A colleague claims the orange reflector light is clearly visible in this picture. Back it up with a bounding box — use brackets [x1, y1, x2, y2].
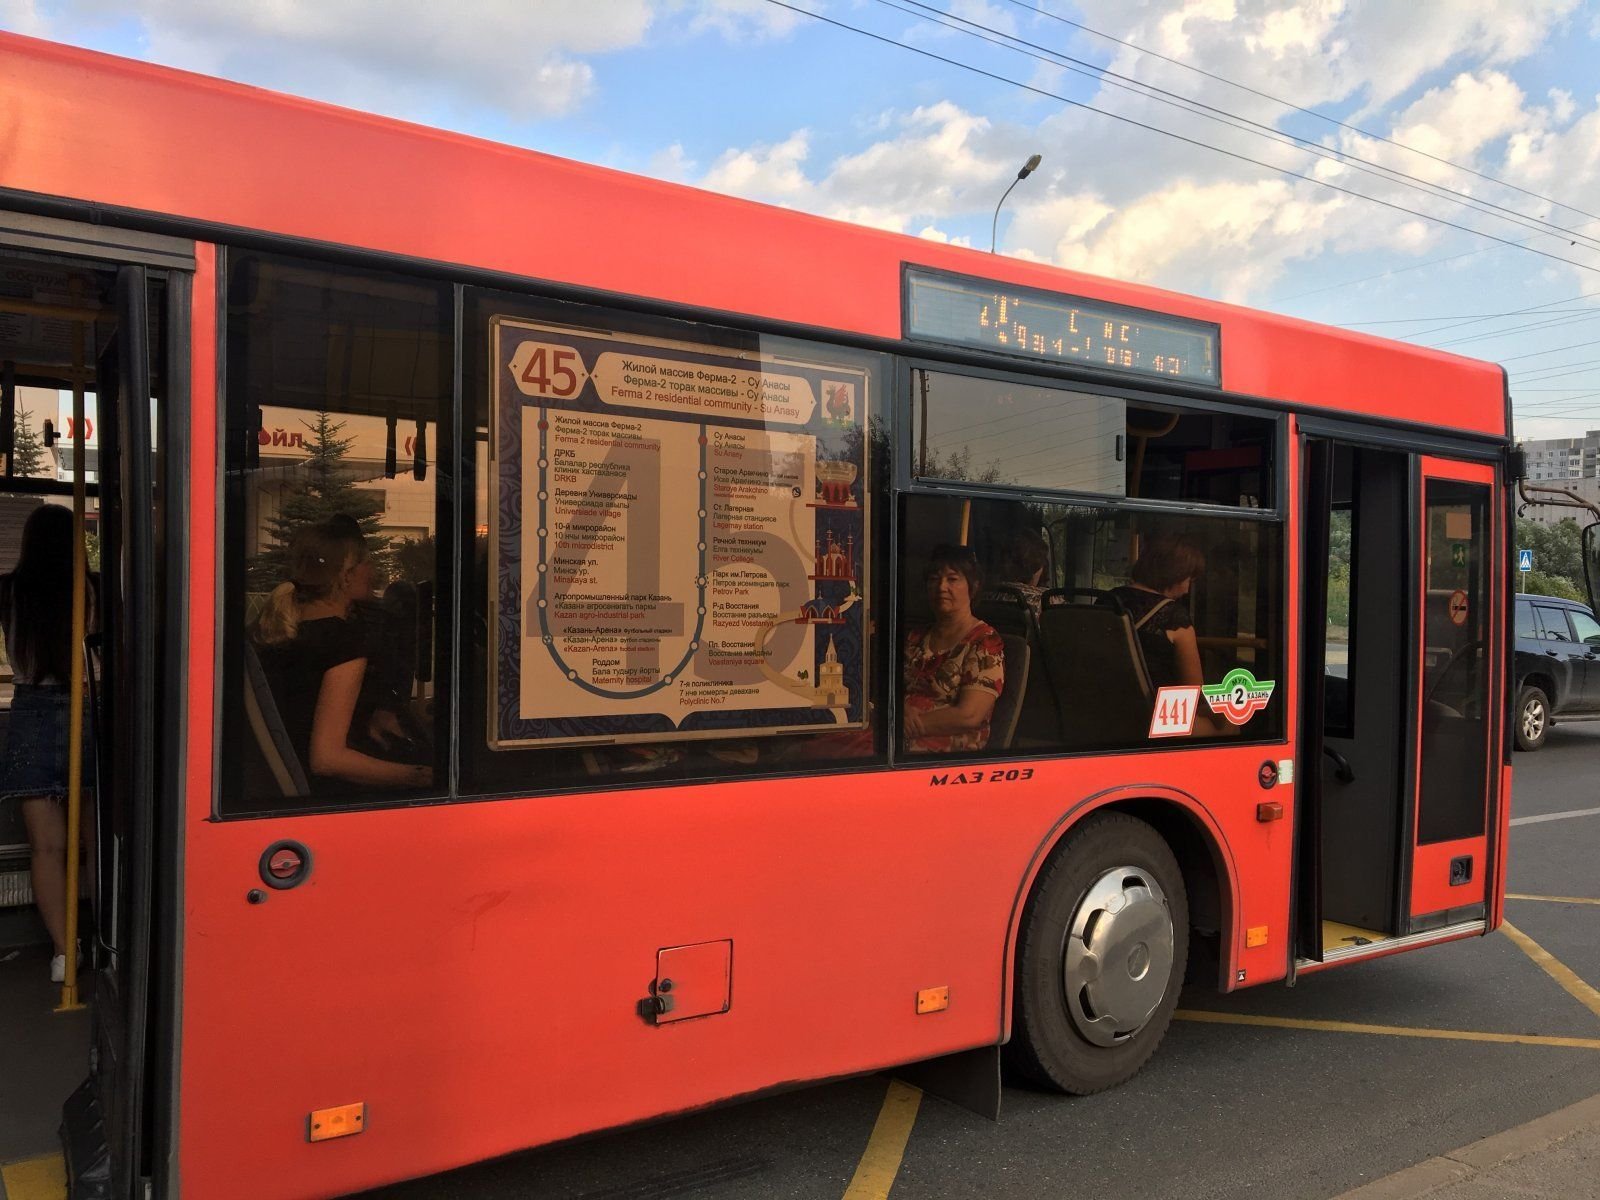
[1246, 926, 1269, 948]
[916, 986, 949, 1014]
[308, 1102, 366, 1143]
[1256, 802, 1283, 822]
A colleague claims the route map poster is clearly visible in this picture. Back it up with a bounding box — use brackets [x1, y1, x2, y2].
[489, 317, 872, 749]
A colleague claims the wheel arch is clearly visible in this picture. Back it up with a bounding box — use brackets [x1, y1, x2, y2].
[1000, 786, 1241, 1042]
[1520, 671, 1557, 708]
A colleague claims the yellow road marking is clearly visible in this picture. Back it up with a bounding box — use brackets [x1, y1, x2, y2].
[842, 1080, 923, 1200]
[1175, 1009, 1600, 1050]
[1499, 920, 1600, 1021]
[0, 1154, 66, 1200]
[1506, 893, 1600, 906]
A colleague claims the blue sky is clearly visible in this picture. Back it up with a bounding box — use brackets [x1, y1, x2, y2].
[5, 0, 1600, 439]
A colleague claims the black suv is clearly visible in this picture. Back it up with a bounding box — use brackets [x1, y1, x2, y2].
[1514, 593, 1600, 750]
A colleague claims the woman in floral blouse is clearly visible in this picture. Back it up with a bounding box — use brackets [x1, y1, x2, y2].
[902, 544, 1006, 753]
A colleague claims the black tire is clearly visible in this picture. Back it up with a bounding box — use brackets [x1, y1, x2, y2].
[1005, 812, 1188, 1095]
[1515, 685, 1550, 752]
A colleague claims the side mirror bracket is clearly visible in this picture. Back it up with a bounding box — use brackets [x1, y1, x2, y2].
[1584, 522, 1600, 613]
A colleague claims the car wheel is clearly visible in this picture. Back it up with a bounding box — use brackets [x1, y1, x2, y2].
[1005, 812, 1188, 1095]
[1516, 685, 1549, 752]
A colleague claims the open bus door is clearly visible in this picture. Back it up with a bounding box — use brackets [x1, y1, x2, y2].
[0, 215, 182, 1200]
[61, 263, 162, 1200]
[1297, 439, 1499, 969]
[1408, 459, 1498, 930]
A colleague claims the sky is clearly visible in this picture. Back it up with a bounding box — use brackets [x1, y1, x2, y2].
[4, 0, 1600, 442]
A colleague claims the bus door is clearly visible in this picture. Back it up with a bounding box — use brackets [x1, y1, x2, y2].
[0, 215, 184, 1200]
[1299, 441, 1499, 966]
[1298, 440, 1410, 962]
[1409, 458, 1499, 928]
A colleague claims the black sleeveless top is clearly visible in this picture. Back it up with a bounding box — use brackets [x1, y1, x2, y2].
[1109, 586, 1193, 689]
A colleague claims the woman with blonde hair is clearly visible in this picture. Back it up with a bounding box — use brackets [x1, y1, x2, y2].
[253, 519, 431, 792]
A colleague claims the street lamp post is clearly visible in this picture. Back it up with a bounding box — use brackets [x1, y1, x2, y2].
[990, 153, 1042, 254]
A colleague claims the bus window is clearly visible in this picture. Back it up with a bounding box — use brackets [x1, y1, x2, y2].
[911, 368, 1275, 507]
[898, 493, 1284, 756]
[459, 291, 890, 795]
[218, 251, 451, 814]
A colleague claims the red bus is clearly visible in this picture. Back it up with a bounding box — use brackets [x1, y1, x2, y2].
[0, 31, 1517, 1200]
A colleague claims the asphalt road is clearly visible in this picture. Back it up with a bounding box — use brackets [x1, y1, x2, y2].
[372, 727, 1600, 1200]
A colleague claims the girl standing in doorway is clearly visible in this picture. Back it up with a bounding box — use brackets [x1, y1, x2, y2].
[0, 503, 96, 983]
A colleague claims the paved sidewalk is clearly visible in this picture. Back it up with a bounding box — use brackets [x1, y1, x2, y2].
[1334, 1092, 1600, 1199]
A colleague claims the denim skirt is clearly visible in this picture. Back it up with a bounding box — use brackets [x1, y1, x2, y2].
[0, 684, 97, 802]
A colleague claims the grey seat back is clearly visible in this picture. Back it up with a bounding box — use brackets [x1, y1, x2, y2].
[242, 641, 310, 798]
[1038, 603, 1154, 749]
[990, 634, 1030, 750]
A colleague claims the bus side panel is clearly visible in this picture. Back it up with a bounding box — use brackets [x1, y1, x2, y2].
[174, 746, 1292, 1200]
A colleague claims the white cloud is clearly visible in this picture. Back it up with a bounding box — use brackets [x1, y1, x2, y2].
[684, 0, 813, 40]
[1503, 97, 1600, 233]
[1071, 0, 1582, 120]
[1385, 72, 1532, 165]
[8, 0, 813, 121]
[0, 0, 46, 36]
[27, 0, 656, 118]
[698, 102, 1021, 234]
[649, 142, 697, 182]
[702, 130, 815, 203]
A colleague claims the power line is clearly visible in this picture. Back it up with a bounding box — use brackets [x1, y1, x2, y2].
[1430, 309, 1600, 349]
[880, 0, 1600, 252]
[1513, 361, 1600, 384]
[1411, 289, 1600, 342]
[1277, 243, 1505, 304]
[999, 0, 1600, 224]
[761, 0, 1600, 278]
[1344, 309, 1598, 327]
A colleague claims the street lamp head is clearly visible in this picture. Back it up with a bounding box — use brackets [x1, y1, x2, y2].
[992, 152, 1045, 253]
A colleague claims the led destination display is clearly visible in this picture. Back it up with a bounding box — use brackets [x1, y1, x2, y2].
[906, 267, 1220, 386]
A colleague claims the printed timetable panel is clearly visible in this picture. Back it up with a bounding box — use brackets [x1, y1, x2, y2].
[905, 267, 1220, 386]
[488, 317, 871, 749]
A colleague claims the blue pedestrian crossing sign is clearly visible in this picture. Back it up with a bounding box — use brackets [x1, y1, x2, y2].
[1518, 548, 1534, 573]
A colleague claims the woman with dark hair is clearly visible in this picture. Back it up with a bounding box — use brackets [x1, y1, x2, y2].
[902, 544, 1005, 753]
[1110, 533, 1207, 692]
[253, 519, 431, 793]
[997, 527, 1050, 614]
[0, 504, 97, 982]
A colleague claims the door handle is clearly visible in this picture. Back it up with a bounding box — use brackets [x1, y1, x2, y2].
[1546, 649, 1560, 657]
[1323, 745, 1355, 784]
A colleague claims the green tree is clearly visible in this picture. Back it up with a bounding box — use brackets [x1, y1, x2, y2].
[11, 407, 46, 477]
[247, 411, 392, 591]
[1514, 517, 1587, 600]
[1523, 569, 1582, 602]
[392, 535, 435, 583]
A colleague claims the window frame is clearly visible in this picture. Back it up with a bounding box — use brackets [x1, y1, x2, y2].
[1534, 604, 1575, 642]
[1567, 607, 1600, 646]
[453, 284, 896, 803]
[898, 356, 1284, 521]
[214, 244, 457, 819]
[888, 357, 1291, 767]
[199, 235, 1522, 813]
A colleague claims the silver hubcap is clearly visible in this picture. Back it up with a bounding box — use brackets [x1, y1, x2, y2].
[1062, 866, 1175, 1047]
[1522, 698, 1546, 742]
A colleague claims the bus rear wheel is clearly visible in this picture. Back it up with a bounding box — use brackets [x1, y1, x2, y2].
[1006, 812, 1188, 1095]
